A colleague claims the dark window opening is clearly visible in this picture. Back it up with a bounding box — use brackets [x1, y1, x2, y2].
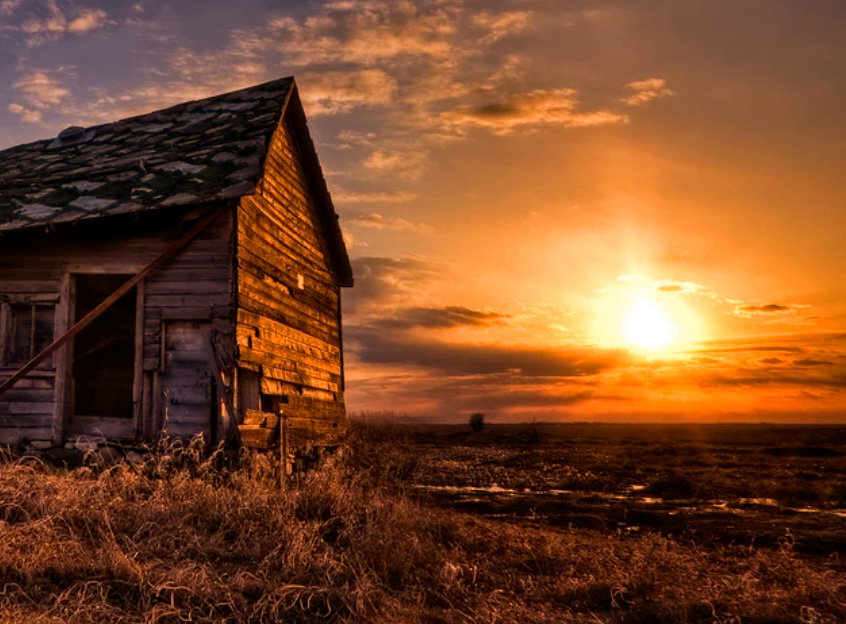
[261, 393, 288, 413]
[238, 368, 261, 420]
[3, 303, 55, 367]
[72, 275, 136, 419]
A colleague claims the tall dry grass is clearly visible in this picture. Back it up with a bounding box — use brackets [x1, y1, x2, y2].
[0, 428, 841, 623]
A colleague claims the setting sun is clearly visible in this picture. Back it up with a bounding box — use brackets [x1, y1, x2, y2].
[623, 298, 675, 351]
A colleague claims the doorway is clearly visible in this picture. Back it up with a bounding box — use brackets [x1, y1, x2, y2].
[67, 274, 137, 438]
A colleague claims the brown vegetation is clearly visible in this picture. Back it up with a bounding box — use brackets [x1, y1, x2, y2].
[0, 426, 842, 623]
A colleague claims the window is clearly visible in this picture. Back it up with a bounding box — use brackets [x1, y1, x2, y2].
[2, 303, 55, 367]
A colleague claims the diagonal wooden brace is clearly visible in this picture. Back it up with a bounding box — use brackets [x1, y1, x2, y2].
[0, 208, 224, 399]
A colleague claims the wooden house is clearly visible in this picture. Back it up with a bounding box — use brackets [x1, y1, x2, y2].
[0, 77, 353, 450]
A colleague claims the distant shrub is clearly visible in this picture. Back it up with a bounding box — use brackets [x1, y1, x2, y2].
[469, 412, 485, 433]
[644, 471, 699, 499]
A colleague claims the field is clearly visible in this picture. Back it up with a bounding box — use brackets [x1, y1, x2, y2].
[395, 423, 846, 556]
[0, 422, 842, 623]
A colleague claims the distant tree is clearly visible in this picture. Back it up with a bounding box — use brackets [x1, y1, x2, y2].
[468, 412, 485, 433]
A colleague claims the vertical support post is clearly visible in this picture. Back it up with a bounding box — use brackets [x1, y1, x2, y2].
[132, 279, 145, 438]
[51, 272, 73, 446]
[279, 407, 289, 489]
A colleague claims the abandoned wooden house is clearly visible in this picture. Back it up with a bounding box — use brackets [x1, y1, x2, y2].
[0, 76, 353, 451]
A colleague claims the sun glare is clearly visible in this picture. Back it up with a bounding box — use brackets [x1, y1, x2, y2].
[623, 298, 676, 351]
[590, 277, 705, 354]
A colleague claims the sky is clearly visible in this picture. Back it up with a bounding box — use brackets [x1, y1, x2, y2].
[0, 0, 844, 423]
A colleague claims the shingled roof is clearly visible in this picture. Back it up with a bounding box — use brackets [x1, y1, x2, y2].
[0, 77, 296, 231]
[0, 76, 353, 285]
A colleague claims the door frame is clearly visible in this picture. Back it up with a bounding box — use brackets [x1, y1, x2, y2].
[56, 268, 144, 442]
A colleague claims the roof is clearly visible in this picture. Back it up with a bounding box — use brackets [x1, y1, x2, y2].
[0, 77, 293, 230]
[0, 76, 353, 286]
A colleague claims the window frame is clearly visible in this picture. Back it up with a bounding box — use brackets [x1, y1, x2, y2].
[0, 294, 58, 371]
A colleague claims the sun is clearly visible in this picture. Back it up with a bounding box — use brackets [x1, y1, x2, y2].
[623, 297, 676, 351]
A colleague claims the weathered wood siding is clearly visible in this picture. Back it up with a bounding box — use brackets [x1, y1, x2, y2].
[236, 120, 345, 446]
[0, 211, 233, 444]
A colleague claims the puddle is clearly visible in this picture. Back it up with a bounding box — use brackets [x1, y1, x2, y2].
[410, 484, 845, 519]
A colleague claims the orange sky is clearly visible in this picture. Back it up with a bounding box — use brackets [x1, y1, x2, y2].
[1, 1, 844, 422]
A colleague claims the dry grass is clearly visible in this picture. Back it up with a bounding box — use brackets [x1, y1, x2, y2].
[0, 429, 841, 623]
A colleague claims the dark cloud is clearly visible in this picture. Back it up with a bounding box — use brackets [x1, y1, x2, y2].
[734, 303, 794, 317]
[441, 88, 628, 132]
[794, 358, 835, 367]
[381, 305, 508, 329]
[760, 357, 783, 365]
[699, 368, 846, 389]
[346, 326, 627, 377]
[693, 345, 805, 355]
[345, 369, 604, 422]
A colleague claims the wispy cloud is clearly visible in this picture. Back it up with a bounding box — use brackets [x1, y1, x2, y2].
[472, 11, 532, 43]
[363, 148, 427, 179]
[621, 78, 674, 106]
[8, 69, 69, 121]
[7, 102, 42, 123]
[0, 0, 21, 17]
[298, 69, 397, 116]
[333, 189, 417, 203]
[350, 212, 434, 234]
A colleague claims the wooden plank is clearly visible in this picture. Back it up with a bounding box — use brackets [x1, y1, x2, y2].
[0, 427, 53, 444]
[0, 402, 57, 414]
[65, 416, 134, 440]
[237, 309, 340, 352]
[237, 425, 276, 449]
[0, 280, 62, 294]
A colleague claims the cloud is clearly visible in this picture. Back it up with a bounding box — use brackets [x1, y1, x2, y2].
[621, 78, 674, 106]
[298, 69, 397, 116]
[733, 303, 809, 318]
[333, 190, 417, 203]
[699, 368, 846, 389]
[66, 8, 107, 33]
[654, 280, 704, 294]
[344, 255, 444, 316]
[7, 102, 42, 123]
[335, 130, 377, 149]
[20, 2, 109, 45]
[441, 88, 628, 134]
[350, 212, 434, 234]
[347, 325, 627, 377]
[12, 70, 69, 108]
[473, 11, 532, 43]
[363, 148, 427, 179]
[692, 332, 846, 390]
[268, 1, 456, 66]
[380, 306, 508, 329]
[0, 0, 21, 17]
